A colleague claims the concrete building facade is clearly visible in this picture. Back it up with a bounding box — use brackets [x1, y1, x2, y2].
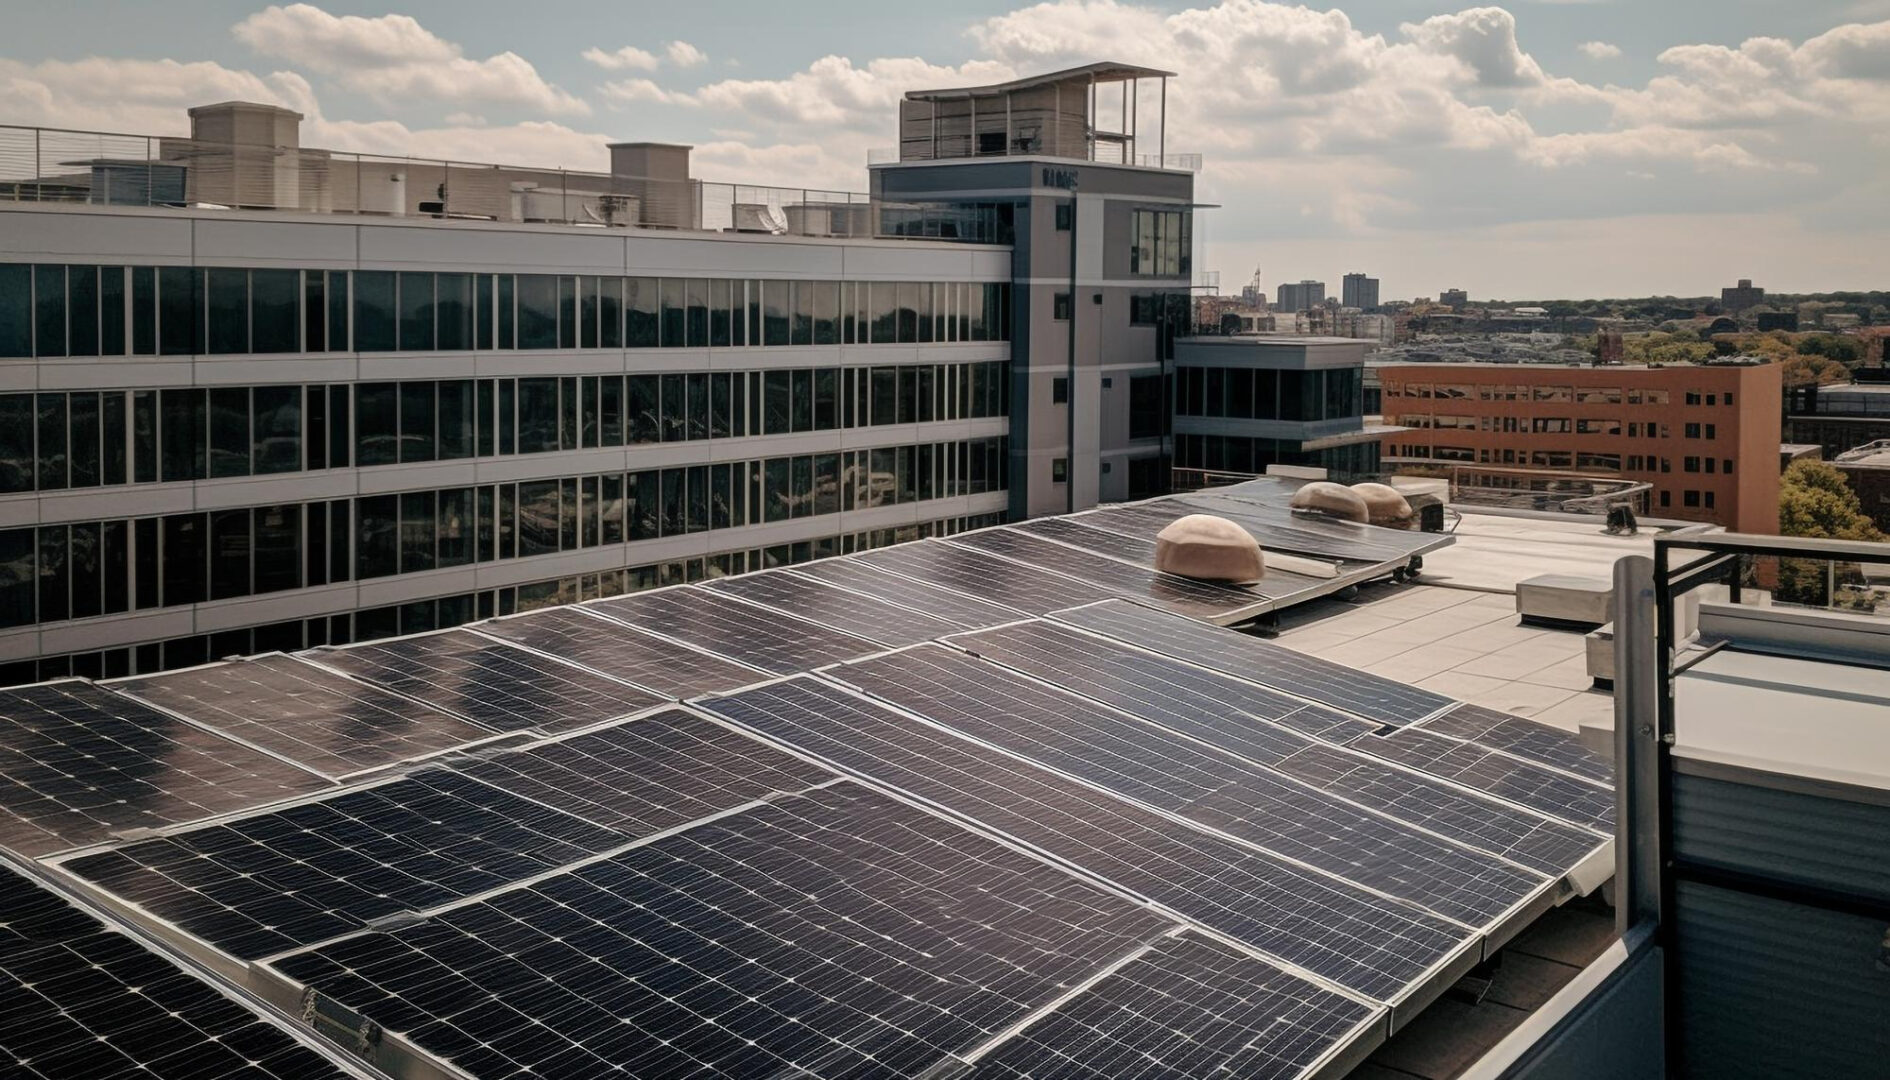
[1276, 279, 1326, 312]
[1341, 272, 1379, 312]
[1378, 362, 1783, 531]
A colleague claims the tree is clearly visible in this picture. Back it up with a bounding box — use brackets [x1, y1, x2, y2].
[1778, 461, 1883, 541]
[1776, 461, 1885, 607]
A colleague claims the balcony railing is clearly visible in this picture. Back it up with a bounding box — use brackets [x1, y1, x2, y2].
[868, 146, 1200, 172]
[0, 124, 1006, 244]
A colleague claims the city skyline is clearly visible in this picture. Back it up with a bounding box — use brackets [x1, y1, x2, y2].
[4, 1, 1888, 298]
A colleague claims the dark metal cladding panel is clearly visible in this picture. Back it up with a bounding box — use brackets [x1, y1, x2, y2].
[0, 862, 350, 1079]
[590, 586, 882, 675]
[311, 630, 664, 733]
[699, 678, 1472, 1004]
[0, 681, 329, 857]
[475, 607, 766, 699]
[840, 646, 1547, 927]
[271, 784, 1182, 1079]
[117, 655, 493, 779]
[1055, 599, 1455, 726]
[970, 933, 1377, 1080]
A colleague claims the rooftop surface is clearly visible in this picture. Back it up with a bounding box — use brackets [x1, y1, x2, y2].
[0, 481, 1616, 1080]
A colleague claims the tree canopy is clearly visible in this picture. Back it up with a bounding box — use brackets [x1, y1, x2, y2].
[1778, 461, 1885, 542]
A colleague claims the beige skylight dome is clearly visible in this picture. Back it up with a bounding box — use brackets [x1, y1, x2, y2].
[1154, 514, 1265, 584]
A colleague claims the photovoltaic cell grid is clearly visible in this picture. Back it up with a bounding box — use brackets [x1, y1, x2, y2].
[1055, 599, 1456, 726]
[858, 540, 1121, 616]
[1014, 515, 1337, 606]
[839, 645, 1548, 927]
[1355, 727, 1617, 833]
[63, 710, 836, 960]
[116, 655, 494, 781]
[950, 620, 1605, 873]
[271, 784, 1196, 1080]
[953, 619, 1377, 750]
[788, 558, 1023, 630]
[1419, 704, 1615, 784]
[0, 861, 349, 1080]
[0, 681, 330, 858]
[699, 677, 1473, 1003]
[969, 932, 1376, 1080]
[472, 607, 765, 700]
[590, 586, 882, 675]
[703, 569, 963, 647]
[309, 630, 663, 734]
[944, 528, 1269, 621]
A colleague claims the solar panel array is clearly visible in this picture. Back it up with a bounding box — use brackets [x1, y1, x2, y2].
[590, 585, 884, 674]
[309, 630, 665, 733]
[473, 606, 766, 699]
[0, 861, 355, 1080]
[0, 480, 1615, 1080]
[117, 655, 496, 781]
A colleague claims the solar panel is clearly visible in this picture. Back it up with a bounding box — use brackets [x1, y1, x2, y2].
[1015, 515, 1161, 561]
[790, 558, 1024, 629]
[590, 586, 882, 675]
[944, 529, 1269, 621]
[1055, 598, 1455, 725]
[1179, 493, 1433, 564]
[63, 769, 627, 960]
[0, 862, 352, 1080]
[271, 784, 1188, 1079]
[857, 540, 1121, 616]
[1269, 741, 1606, 876]
[1352, 727, 1617, 832]
[116, 655, 496, 781]
[703, 569, 962, 646]
[952, 619, 1378, 751]
[307, 630, 663, 734]
[837, 646, 1549, 927]
[64, 710, 836, 961]
[950, 620, 1605, 875]
[969, 932, 1377, 1080]
[0, 681, 330, 857]
[1418, 704, 1614, 784]
[699, 677, 1473, 1004]
[473, 607, 766, 699]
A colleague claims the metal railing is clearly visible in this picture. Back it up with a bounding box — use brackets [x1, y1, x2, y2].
[866, 145, 1200, 171]
[0, 123, 1005, 243]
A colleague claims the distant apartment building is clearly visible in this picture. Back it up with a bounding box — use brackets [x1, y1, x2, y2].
[1379, 362, 1783, 531]
[1276, 279, 1326, 312]
[1341, 272, 1379, 312]
[1721, 278, 1765, 313]
[1439, 288, 1469, 309]
[0, 60, 1197, 683]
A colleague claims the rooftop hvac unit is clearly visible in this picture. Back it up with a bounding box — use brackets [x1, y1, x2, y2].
[357, 170, 405, 216]
[730, 203, 786, 234]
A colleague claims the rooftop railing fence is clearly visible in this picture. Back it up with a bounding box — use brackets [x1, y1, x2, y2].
[0, 124, 1004, 243]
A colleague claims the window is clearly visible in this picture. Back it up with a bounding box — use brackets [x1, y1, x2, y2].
[1052, 457, 1069, 483]
[1724, 460, 1734, 475]
[1053, 292, 1072, 321]
[1052, 377, 1069, 404]
[1683, 457, 1700, 473]
[1130, 209, 1190, 276]
[1684, 490, 1700, 508]
[1704, 491, 1716, 509]
[1659, 490, 1670, 508]
[1684, 423, 1700, 439]
[1705, 424, 1716, 440]
[1725, 392, 1735, 407]
[1054, 203, 1073, 231]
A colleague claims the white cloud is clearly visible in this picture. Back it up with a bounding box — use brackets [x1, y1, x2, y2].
[1577, 41, 1622, 60]
[582, 45, 660, 72]
[1400, 7, 1547, 87]
[233, 4, 587, 115]
[667, 41, 708, 68]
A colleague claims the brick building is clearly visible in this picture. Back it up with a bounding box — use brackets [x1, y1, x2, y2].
[1378, 362, 1783, 531]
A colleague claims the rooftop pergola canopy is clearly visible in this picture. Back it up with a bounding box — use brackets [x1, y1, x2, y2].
[898, 61, 1176, 165]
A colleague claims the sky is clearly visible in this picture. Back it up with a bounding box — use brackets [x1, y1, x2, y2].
[5, 0, 1888, 301]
